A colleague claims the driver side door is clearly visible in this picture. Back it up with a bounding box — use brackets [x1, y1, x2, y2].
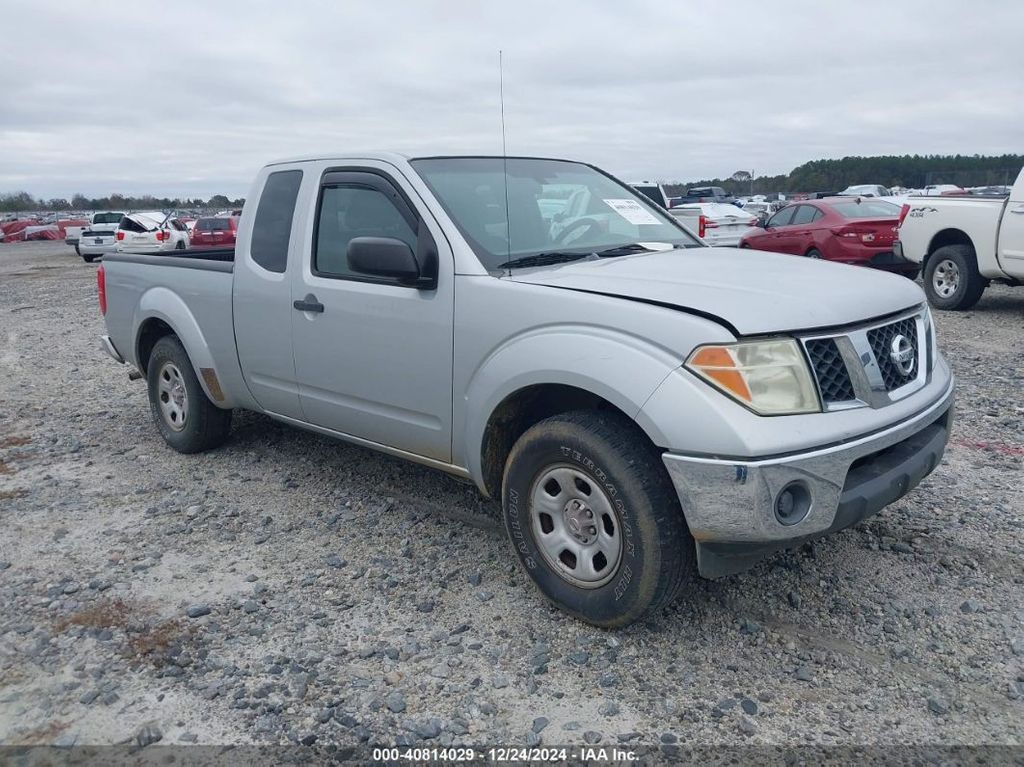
[290, 168, 455, 462]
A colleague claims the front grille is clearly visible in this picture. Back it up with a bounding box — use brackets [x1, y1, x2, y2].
[805, 338, 856, 403]
[867, 318, 918, 390]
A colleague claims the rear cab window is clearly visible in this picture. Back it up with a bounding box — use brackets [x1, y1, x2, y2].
[250, 169, 303, 273]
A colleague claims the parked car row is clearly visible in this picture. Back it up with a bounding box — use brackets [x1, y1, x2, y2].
[65, 210, 241, 262]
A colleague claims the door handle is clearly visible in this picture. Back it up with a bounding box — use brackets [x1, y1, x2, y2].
[1010, 206, 1024, 214]
[293, 294, 324, 313]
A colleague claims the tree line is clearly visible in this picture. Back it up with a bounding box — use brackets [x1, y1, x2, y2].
[3, 154, 1022, 212]
[665, 153, 1024, 197]
[0, 192, 245, 213]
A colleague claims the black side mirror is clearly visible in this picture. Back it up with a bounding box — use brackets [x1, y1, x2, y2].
[347, 236, 434, 288]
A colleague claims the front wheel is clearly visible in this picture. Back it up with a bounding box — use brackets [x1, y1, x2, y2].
[502, 411, 693, 628]
[806, 248, 822, 259]
[923, 244, 986, 310]
[147, 336, 232, 453]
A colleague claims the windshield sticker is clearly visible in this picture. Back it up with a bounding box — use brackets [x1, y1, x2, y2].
[603, 199, 661, 225]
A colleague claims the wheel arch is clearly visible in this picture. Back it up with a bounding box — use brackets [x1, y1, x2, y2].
[478, 383, 650, 500]
[925, 228, 975, 266]
[132, 287, 233, 407]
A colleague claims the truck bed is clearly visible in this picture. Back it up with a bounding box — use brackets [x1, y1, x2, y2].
[100, 250, 244, 407]
[113, 247, 235, 264]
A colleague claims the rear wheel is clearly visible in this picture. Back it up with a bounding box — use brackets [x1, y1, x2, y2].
[923, 244, 986, 310]
[175, 240, 186, 250]
[806, 248, 822, 259]
[147, 336, 231, 453]
[82, 254, 96, 263]
[502, 410, 693, 628]
[74, 244, 81, 256]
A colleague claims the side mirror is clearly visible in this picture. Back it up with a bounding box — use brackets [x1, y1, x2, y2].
[347, 236, 433, 287]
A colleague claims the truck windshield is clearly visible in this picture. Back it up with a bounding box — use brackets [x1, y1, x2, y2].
[411, 157, 700, 271]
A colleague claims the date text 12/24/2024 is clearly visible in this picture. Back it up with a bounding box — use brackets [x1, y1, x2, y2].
[372, 746, 639, 762]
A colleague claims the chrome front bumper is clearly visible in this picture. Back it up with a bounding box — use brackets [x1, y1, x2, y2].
[663, 377, 954, 577]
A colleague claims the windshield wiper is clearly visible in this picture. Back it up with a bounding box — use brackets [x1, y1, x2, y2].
[594, 243, 661, 257]
[500, 251, 594, 269]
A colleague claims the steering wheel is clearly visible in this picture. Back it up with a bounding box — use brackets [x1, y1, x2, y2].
[554, 217, 603, 246]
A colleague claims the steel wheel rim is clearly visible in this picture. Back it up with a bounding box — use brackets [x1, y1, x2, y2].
[157, 362, 189, 432]
[932, 258, 960, 298]
[529, 464, 623, 589]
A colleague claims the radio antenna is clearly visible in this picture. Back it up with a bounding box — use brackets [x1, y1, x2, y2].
[499, 49, 512, 274]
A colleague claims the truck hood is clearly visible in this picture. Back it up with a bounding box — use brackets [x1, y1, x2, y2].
[509, 247, 924, 336]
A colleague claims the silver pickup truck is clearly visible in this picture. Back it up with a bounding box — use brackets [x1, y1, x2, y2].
[98, 153, 954, 627]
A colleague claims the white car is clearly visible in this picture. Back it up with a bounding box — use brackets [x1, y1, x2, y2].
[669, 202, 759, 247]
[838, 184, 891, 198]
[915, 184, 966, 197]
[115, 212, 190, 253]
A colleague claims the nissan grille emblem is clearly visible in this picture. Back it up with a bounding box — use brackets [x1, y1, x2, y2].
[889, 334, 915, 376]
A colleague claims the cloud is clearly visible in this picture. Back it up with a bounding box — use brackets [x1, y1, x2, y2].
[1, 0, 1022, 197]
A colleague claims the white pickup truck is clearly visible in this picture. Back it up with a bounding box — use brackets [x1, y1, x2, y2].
[66, 211, 126, 260]
[896, 167, 1024, 309]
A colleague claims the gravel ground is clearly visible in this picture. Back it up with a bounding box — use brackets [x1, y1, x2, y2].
[0, 241, 1021, 751]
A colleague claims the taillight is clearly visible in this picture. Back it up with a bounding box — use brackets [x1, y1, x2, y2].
[897, 204, 910, 227]
[155, 230, 167, 242]
[698, 215, 706, 238]
[97, 264, 107, 316]
[116, 230, 125, 241]
[831, 226, 875, 243]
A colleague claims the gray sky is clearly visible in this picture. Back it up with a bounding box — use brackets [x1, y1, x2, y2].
[2, 0, 1022, 199]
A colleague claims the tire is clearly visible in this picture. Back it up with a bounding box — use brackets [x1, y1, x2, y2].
[923, 244, 986, 310]
[502, 410, 693, 628]
[82, 254, 96, 263]
[806, 248, 822, 259]
[175, 240, 186, 250]
[74, 244, 81, 256]
[147, 335, 231, 453]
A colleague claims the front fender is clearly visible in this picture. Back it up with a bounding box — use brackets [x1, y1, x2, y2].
[133, 287, 235, 407]
[462, 325, 684, 491]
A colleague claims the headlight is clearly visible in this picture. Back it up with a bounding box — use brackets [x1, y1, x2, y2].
[685, 338, 820, 415]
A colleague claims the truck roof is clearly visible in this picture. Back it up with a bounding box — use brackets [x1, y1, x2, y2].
[264, 152, 582, 167]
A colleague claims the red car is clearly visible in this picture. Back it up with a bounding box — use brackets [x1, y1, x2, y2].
[190, 216, 238, 248]
[739, 198, 918, 277]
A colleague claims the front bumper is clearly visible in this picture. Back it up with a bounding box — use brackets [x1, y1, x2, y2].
[663, 377, 954, 577]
